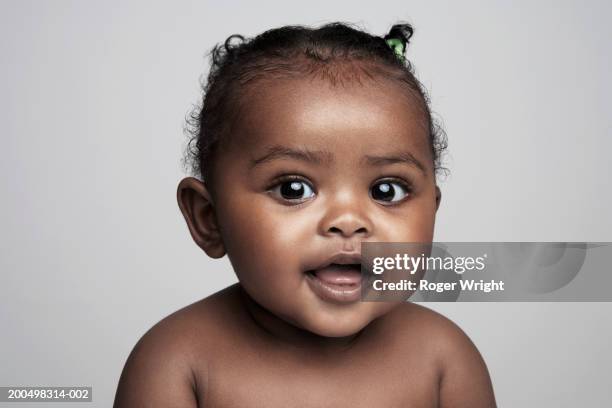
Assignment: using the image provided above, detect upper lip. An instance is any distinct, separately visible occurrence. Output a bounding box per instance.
[309,252,362,271]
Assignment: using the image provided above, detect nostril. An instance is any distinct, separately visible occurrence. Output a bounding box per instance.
[327,226,368,235]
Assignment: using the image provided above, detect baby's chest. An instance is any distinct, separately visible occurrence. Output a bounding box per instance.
[196,358,439,408]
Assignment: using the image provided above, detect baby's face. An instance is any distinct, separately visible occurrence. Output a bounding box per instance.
[209,77,439,337]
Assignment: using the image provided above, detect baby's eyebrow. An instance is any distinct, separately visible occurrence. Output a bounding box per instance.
[250,145,334,168]
[363,152,427,175]
[250,145,427,175]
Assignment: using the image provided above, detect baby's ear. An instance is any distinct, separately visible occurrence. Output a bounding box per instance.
[435,186,442,211]
[177,177,226,258]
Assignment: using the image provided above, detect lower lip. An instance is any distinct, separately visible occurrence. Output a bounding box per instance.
[305,268,362,304]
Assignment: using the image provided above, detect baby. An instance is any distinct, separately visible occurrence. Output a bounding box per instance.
[114,22,496,407]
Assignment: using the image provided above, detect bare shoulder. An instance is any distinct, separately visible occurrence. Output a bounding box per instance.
[113,286,239,408]
[383,303,497,408]
[388,303,478,349]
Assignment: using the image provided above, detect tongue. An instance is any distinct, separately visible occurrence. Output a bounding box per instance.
[314,265,361,285]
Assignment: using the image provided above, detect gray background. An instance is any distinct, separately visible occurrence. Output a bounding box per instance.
[1,0,610,406]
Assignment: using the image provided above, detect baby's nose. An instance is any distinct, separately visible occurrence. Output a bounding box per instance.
[326,220,368,237]
[318,197,373,238]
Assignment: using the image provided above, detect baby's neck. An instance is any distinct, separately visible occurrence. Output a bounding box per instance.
[238,285,364,354]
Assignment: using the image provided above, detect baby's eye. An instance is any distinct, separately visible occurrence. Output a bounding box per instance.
[270,179,315,202]
[370,180,411,203]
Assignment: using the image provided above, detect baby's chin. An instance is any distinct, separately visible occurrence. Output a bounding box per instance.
[303,321,370,338]
[297,302,394,338]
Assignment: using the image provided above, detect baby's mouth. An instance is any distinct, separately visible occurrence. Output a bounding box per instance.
[305,263,363,303]
[306,264,362,285]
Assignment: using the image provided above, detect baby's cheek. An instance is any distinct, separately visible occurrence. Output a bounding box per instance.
[390,201,436,242]
[374,215,435,243]
[218,198,305,281]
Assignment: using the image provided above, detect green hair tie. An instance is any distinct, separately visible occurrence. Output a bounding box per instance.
[385,38,406,60]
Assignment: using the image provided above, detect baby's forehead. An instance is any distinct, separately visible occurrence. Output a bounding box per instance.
[231,76,430,153]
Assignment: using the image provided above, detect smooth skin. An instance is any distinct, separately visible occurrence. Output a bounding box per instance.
[114,76,496,407]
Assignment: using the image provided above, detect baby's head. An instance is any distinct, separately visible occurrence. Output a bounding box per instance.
[178,22,446,337]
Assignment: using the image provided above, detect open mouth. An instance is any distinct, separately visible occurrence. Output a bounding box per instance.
[307,263,362,284]
[305,263,363,303]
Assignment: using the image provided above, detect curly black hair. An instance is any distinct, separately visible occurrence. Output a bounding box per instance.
[184,22,447,183]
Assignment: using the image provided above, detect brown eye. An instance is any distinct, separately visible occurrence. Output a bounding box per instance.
[371,180,410,203]
[271,179,315,201]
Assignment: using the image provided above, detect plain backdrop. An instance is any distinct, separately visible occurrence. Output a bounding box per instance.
[1,0,611,406]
